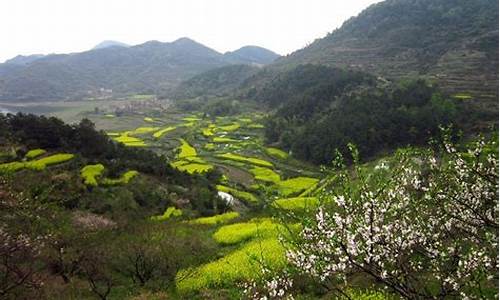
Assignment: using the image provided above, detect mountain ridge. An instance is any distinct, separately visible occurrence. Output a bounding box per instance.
[0,38,278,101]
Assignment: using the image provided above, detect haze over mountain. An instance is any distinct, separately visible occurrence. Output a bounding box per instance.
[0,38,279,101]
[92,40,130,50]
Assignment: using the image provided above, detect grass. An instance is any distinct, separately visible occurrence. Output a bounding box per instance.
[25,154,75,171]
[80,164,105,186]
[150,206,183,221]
[25,149,46,160]
[266,147,288,160]
[216,153,273,168]
[213,219,284,245]
[130,127,160,135]
[113,134,147,147]
[0,161,26,173]
[144,117,155,123]
[204,143,215,151]
[216,185,258,204]
[175,237,286,292]
[177,139,197,158]
[452,93,473,100]
[189,212,240,225]
[202,128,215,137]
[130,94,155,100]
[247,124,264,129]
[272,197,319,211]
[182,117,201,122]
[249,166,281,183]
[213,137,239,143]
[153,126,176,139]
[174,163,213,174]
[219,123,240,132]
[0,153,75,173]
[102,170,139,185]
[276,176,319,197]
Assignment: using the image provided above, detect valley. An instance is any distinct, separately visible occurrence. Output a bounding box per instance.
[0,0,497,299]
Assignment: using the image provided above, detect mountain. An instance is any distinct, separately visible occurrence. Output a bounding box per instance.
[92,40,129,50]
[0,38,278,101]
[223,46,280,65]
[171,64,261,99]
[271,0,498,102]
[4,54,46,65]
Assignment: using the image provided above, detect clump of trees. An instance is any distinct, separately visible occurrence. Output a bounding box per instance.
[265,77,458,164]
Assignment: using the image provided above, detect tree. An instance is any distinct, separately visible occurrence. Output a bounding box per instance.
[252,135,498,299]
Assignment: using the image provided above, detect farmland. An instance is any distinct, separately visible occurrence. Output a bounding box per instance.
[66,108,326,297]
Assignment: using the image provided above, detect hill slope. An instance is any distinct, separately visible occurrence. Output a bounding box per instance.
[271,0,498,101]
[171,64,261,99]
[0,38,278,101]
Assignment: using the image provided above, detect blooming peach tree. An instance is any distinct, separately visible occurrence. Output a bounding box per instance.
[248,135,498,299]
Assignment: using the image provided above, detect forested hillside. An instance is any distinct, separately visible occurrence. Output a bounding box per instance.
[271,0,498,104]
[171,64,261,100]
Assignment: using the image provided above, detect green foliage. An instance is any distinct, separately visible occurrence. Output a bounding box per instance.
[0,153,75,174]
[266,147,288,160]
[176,238,286,293]
[25,148,46,159]
[249,166,281,183]
[150,206,183,221]
[101,170,139,186]
[276,177,319,197]
[213,137,238,143]
[212,219,284,245]
[219,123,240,132]
[177,138,197,158]
[216,153,273,168]
[189,212,240,225]
[81,164,105,186]
[0,161,26,173]
[265,76,459,164]
[153,126,176,139]
[272,197,319,211]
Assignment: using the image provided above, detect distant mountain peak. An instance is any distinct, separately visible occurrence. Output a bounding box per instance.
[224,46,280,65]
[92,40,129,50]
[172,37,197,44]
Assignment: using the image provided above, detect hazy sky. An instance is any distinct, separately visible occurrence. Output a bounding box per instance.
[0,0,381,63]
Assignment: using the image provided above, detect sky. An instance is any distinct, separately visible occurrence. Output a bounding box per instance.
[0,0,381,63]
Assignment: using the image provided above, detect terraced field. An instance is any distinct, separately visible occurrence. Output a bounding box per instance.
[90,111,324,293]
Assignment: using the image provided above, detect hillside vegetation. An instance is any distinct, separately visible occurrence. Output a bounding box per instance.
[271,0,498,104]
